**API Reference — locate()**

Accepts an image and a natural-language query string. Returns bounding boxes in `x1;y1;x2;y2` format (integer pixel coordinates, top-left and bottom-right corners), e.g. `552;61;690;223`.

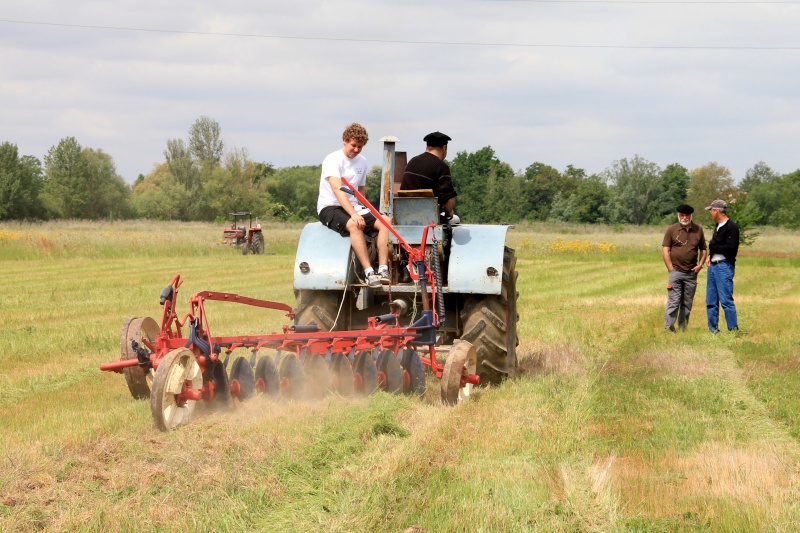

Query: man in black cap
704;199;740;334
661;204;707;332
400;131;458;220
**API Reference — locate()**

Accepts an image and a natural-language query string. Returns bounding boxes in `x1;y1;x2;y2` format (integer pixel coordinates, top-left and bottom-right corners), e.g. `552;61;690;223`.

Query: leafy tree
685;162;737;227
548;174;608;224
0;142;44;220
130;163;186;220
364;165;382;209
572;174;610;223
83;148;131;219
650;163;690;222
602;155;662;225
164;138;198;191
189;116;223;175
449;146;514;223
482;164;518;223
264;165;321;221
521;162;575;221
767;170;800;229
41;137;91;218
251;162;276;185
740;161;778;193
726;194;761;246
202;147;274;220
741;162;781;225
498;174;528;224
548;192;578;223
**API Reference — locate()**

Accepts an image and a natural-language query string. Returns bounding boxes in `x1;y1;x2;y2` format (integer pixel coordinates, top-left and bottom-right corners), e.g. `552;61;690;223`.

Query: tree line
2;117;799;231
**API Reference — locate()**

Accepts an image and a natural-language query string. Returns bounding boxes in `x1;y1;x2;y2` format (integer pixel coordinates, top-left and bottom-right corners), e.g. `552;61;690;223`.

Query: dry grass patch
550;455;621;530
611;442;800;519
633;348;723;380
518;339;587;376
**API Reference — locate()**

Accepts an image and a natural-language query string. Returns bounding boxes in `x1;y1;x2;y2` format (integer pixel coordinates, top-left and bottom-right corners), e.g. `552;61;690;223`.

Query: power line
492;0;799;3
1;18;798;50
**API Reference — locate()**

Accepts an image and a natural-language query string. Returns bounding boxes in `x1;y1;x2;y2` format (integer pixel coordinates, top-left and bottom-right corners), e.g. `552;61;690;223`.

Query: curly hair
342;123;369;145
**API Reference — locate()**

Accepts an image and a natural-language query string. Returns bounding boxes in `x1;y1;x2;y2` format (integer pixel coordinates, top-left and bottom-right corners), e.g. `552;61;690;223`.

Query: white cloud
2;0;799;183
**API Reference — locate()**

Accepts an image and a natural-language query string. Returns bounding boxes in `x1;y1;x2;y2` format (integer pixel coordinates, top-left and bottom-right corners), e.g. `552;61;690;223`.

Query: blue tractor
293;136;519;386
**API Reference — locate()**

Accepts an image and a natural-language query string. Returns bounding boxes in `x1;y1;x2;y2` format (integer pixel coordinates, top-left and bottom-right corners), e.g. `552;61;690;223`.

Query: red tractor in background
222;212;265;255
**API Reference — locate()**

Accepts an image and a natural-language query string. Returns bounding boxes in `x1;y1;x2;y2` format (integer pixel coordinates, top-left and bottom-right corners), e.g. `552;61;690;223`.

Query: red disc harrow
101;183;479;431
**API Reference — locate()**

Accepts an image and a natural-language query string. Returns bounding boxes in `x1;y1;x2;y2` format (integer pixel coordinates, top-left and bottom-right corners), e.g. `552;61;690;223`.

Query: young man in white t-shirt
317;123;390;288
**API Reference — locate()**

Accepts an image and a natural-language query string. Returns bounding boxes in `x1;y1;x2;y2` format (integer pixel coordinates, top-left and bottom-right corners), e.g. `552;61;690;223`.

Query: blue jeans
706;261;738;331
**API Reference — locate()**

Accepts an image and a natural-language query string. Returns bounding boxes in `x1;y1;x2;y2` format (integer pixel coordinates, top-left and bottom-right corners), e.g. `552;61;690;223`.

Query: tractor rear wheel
294;290;345;332
252;232;265;254
459;246;519;386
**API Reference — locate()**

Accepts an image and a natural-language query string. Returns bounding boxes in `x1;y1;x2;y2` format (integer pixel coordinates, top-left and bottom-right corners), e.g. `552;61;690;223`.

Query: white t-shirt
316;149;369;214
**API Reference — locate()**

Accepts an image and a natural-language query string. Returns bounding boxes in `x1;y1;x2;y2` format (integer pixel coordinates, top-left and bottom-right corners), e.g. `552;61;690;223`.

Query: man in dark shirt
661;204;707;332
704;199;740;334
401;131;458;219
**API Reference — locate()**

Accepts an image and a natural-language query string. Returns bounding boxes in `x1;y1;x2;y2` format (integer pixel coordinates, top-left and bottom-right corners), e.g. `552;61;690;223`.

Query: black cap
423;131;451;147
676;204;694;214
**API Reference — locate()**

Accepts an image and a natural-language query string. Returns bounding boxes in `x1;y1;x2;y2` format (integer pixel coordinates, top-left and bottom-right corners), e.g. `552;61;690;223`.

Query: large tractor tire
294;290;345;332
252;232;265;254
459;246;519;386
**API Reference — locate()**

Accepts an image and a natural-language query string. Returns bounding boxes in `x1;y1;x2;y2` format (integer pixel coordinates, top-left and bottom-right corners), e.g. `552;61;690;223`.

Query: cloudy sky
2;0;798;184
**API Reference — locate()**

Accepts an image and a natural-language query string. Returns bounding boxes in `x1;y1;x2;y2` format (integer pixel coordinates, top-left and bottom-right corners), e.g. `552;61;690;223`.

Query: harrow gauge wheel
120;316;158;399
398;348;426;397
441;341;477;405
255;350;280;397
150;348;203;432
376;349;403;394
353;350;378;395
302;352;330;400
330;353;354;396
229;356;256;401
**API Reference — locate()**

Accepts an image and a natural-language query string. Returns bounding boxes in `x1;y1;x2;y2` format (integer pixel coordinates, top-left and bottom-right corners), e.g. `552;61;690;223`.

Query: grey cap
705;199;727;210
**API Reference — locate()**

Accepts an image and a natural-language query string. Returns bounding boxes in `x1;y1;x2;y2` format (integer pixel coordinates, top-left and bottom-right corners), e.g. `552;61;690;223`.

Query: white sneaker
366;273;382;288
379;271;391;285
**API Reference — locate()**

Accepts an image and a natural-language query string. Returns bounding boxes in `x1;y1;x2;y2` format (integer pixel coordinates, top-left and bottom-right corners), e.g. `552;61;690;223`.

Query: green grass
1;220;800;531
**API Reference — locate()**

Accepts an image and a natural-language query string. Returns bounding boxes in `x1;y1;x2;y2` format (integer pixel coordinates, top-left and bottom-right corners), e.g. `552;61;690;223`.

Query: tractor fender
447;224;511;295
294;222;353;290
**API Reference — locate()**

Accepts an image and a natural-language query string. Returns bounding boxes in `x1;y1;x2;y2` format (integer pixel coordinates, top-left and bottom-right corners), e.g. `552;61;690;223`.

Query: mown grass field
1;220;799;532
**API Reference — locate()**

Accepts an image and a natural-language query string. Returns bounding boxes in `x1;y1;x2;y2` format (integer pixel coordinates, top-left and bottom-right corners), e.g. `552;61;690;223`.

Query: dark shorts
319;206;378;237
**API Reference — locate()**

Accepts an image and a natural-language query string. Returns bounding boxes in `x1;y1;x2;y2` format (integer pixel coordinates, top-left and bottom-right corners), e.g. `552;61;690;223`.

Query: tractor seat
393;189;439;227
